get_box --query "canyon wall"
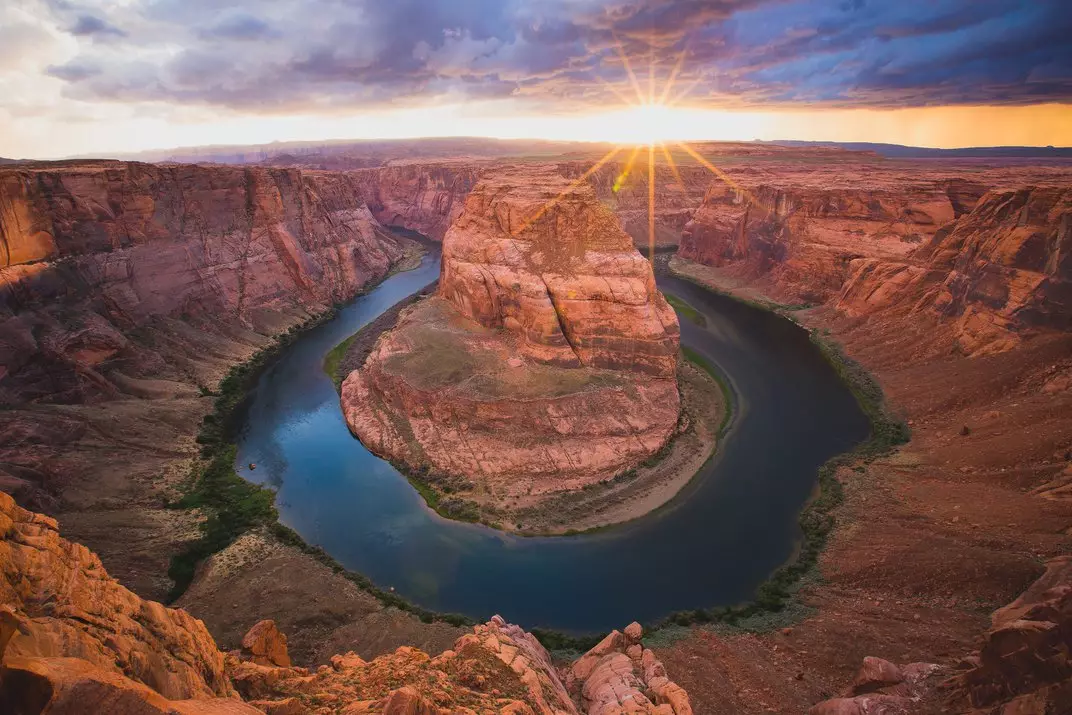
[838,186,1071,355]
[0,161,409,602]
[0,161,406,404]
[349,162,482,240]
[343,167,681,496]
[677,165,1071,354]
[665,164,1072,714]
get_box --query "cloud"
[25,0,1072,113]
[69,14,126,38]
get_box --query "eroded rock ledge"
[342,167,681,496]
[0,491,695,714]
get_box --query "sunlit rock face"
[439,167,680,377]
[0,161,407,404]
[838,186,1072,355]
[679,180,965,304]
[343,167,681,495]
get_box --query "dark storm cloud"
[39,0,1072,111]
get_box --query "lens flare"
[516,37,755,259]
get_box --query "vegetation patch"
[665,293,707,327]
[681,346,734,436]
[323,334,358,388]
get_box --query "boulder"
[0,656,260,715]
[241,620,291,668]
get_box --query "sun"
[512,37,755,263]
[623,102,677,145]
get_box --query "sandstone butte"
[341,167,681,494]
[0,489,697,714]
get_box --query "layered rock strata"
[837,186,1071,355]
[0,161,410,602]
[343,167,680,494]
[0,491,695,714]
[0,161,406,404]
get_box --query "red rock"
[352,163,479,240]
[0,162,407,404]
[343,167,680,494]
[0,491,232,700]
[0,656,260,715]
[241,620,291,668]
[837,187,1071,355]
[849,656,904,695]
[248,698,307,715]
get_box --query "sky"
[1,0,1070,159]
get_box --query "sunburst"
[513,37,753,261]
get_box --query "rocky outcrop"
[0,491,232,700]
[343,167,680,494]
[838,186,1071,355]
[232,616,694,715]
[438,167,679,377]
[568,622,693,715]
[0,656,261,715]
[953,556,1072,713]
[807,657,940,715]
[1,485,694,714]
[241,620,291,668]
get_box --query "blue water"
[236,251,870,633]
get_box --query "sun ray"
[676,142,759,205]
[665,71,707,108]
[648,142,656,261]
[614,37,648,105]
[614,144,643,193]
[658,142,687,194]
[597,75,637,107]
[648,47,656,105]
[658,43,690,105]
[511,146,623,236]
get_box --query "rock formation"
[0,491,233,701]
[351,163,481,240]
[838,186,1071,355]
[0,161,407,403]
[0,490,694,714]
[343,167,680,494]
[0,160,411,602]
[679,179,965,303]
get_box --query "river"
[236,250,870,632]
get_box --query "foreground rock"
[343,167,680,496]
[567,622,692,715]
[0,491,232,700]
[0,493,695,714]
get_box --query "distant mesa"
[341,166,681,497]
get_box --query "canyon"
[1,145,1071,713]
[0,488,696,714]
[341,167,682,507]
